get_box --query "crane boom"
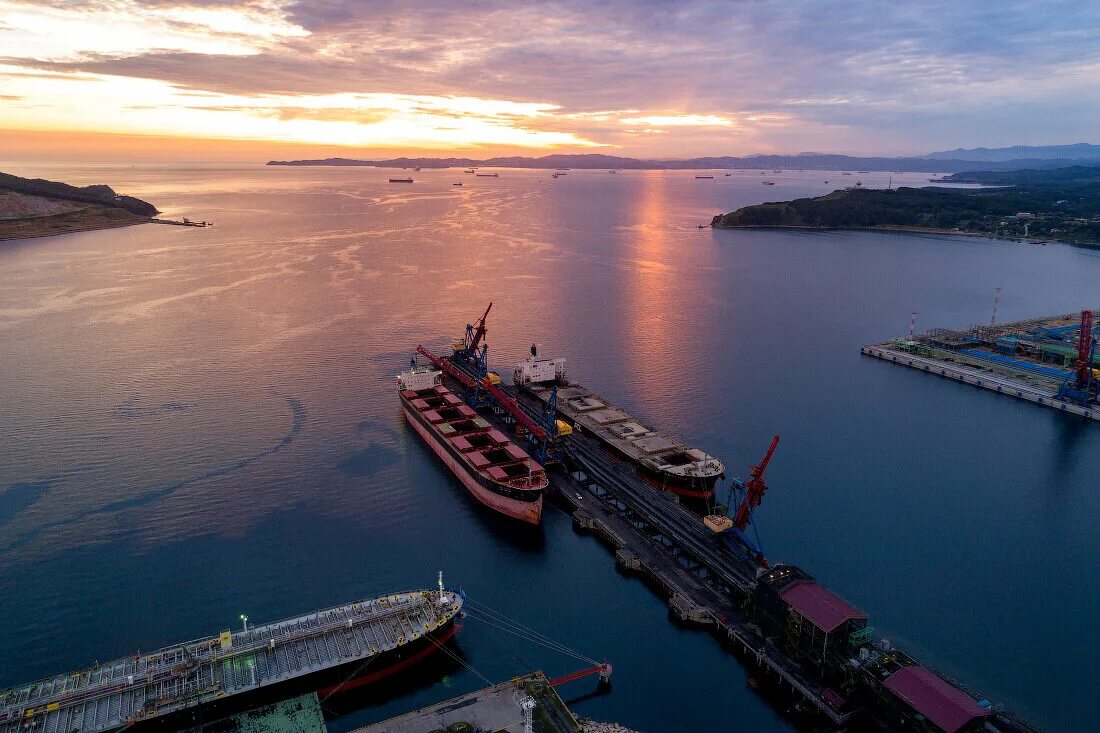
[732,435,779,531]
[549,662,612,687]
[416,345,548,442]
[467,302,492,353]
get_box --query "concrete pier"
[349,673,579,733]
[861,344,1099,421]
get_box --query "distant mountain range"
[269,150,1100,173]
[925,143,1100,162]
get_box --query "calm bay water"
[0,163,1096,733]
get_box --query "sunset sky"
[2,0,1098,161]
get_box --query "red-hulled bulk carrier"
[398,364,547,524]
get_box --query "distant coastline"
[0,171,158,242]
[266,152,1100,173]
[711,166,1100,246]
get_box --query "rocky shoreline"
[578,717,643,733]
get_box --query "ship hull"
[515,379,720,501]
[130,621,459,733]
[636,462,720,498]
[402,403,543,524]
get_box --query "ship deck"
[402,384,546,490]
[526,382,722,479]
[0,591,461,733]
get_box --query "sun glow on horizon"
[0,66,604,150]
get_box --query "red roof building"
[883,665,991,733]
[779,580,868,633]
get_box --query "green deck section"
[202,693,327,733]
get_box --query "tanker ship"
[0,582,463,733]
[398,363,547,524]
[514,350,724,498]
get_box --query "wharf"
[446,359,851,729]
[442,354,1040,733]
[862,344,1099,421]
[349,673,579,733]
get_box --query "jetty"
[432,305,1042,733]
[351,672,580,733]
[153,217,213,227]
[863,309,1099,421]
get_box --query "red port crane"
[461,302,492,356]
[1075,309,1094,389]
[416,344,548,443]
[732,435,780,531]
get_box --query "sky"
[1,0,1099,161]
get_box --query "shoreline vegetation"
[711,166,1100,246]
[0,171,158,242]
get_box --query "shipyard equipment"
[416,345,563,465]
[704,435,779,568]
[452,302,492,361]
[1057,309,1097,405]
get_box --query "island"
[710,165,1100,245]
[0,171,158,241]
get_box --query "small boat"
[762,180,776,185]
[453,182,463,186]
[475,173,499,177]
[695,175,714,179]
[842,172,852,176]
[389,178,414,183]
[725,172,731,176]
[552,172,566,178]
[824,180,829,184]
[414,166,421,171]
[464,169,476,173]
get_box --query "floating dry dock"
[863,310,1099,421]
[0,588,462,733]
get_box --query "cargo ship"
[513,352,724,498]
[0,582,463,733]
[398,364,546,524]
